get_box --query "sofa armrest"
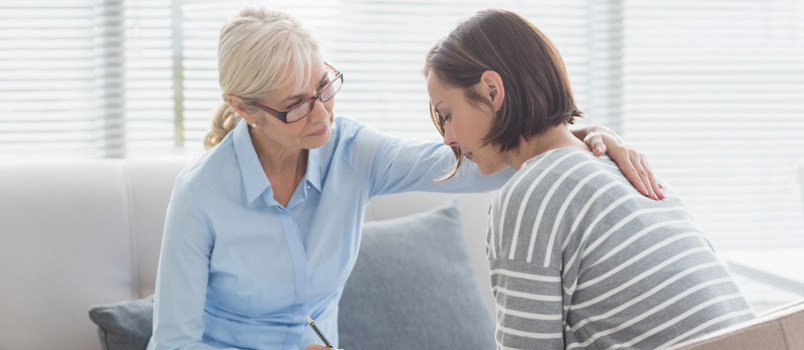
[668,299,804,350]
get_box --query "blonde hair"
[203,6,320,149]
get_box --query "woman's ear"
[480,70,505,112]
[226,94,257,125]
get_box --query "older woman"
[147,6,661,350]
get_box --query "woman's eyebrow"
[281,72,330,105]
[316,71,328,87]
[282,94,305,105]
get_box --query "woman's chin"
[302,130,332,150]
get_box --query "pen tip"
[306,316,313,324]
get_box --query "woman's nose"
[442,123,457,147]
[308,97,331,122]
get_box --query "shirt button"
[307,185,311,189]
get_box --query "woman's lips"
[310,125,328,136]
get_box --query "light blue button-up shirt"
[148,117,510,350]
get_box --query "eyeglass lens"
[286,75,343,123]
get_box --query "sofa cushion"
[338,199,496,350]
[88,296,154,350]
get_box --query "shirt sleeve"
[339,118,513,197]
[488,259,565,350]
[148,178,235,350]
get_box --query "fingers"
[586,130,662,200]
[641,156,665,200]
[303,345,331,350]
[589,132,648,197]
[618,149,650,198]
[583,133,607,156]
[630,149,657,200]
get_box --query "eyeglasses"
[252,63,343,124]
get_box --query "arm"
[488,260,565,350]
[342,118,658,199]
[483,156,572,349]
[342,119,513,197]
[149,181,233,350]
[572,125,664,200]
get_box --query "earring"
[251,123,257,128]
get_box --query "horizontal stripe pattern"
[487,148,754,349]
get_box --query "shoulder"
[330,116,366,140]
[322,116,377,153]
[173,137,239,199]
[326,116,423,162]
[330,116,391,145]
[499,148,606,200]
[504,148,687,221]
[489,148,641,262]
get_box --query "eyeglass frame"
[250,63,343,124]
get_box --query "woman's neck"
[503,124,591,171]
[250,130,308,207]
[251,130,305,176]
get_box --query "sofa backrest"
[0,158,189,350]
[125,158,195,298]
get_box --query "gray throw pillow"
[338,199,496,350]
[88,295,153,350]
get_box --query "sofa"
[1,157,803,350]
[0,157,499,350]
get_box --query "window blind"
[621,0,804,248]
[123,0,176,154]
[2,0,803,251]
[179,0,593,153]
[0,1,99,156]
[0,0,176,157]
[0,0,595,155]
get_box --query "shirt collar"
[305,147,322,192]
[233,118,270,204]
[233,118,323,204]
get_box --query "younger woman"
[425,9,754,350]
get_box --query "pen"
[306,316,333,348]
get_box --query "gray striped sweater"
[487,148,754,350]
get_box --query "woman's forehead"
[273,57,327,102]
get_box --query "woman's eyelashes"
[316,79,329,93]
[286,100,302,109]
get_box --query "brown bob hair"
[424,9,582,180]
